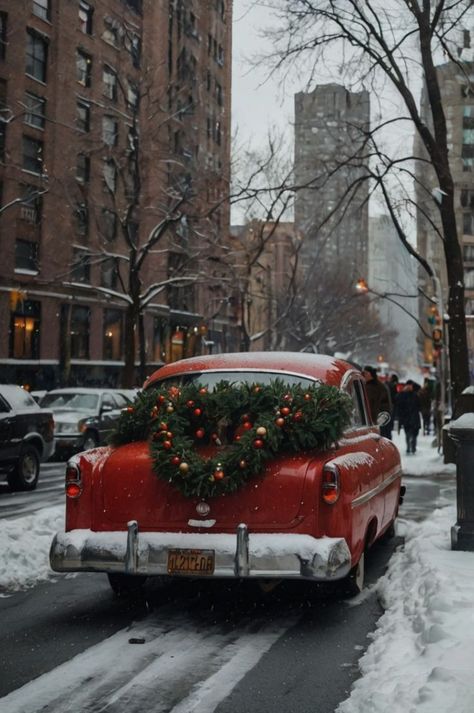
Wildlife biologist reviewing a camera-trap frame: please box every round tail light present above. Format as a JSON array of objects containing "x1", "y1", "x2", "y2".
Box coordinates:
[{"x1": 322, "y1": 463, "x2": 341, "y2": 504}]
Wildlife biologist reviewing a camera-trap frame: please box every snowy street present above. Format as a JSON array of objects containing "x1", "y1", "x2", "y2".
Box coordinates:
[{"x1": 1, "y1": 433, "x2": 473, "y2": 713}]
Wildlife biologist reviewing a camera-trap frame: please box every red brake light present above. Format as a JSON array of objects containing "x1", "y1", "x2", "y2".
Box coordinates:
[
  {"x1": 322, "y1": 463, "x2": 340, "y2": 504},
  {"x1": 65, "y1": 462, "x2": 82, "y2": 498}
]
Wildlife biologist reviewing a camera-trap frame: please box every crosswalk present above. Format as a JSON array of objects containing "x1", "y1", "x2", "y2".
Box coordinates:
[{"x1": 0, "y1": 463, "x2": 66, "y2": 520}]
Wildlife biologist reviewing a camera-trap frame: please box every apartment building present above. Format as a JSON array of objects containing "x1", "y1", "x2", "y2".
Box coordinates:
[
  {"x1": 415, "y1": 59, "x2": 474, "y2": 372},
  {"x1": 0, "y1": 0, "x2": 233, "y2": 389},
  {"x1": 294, "y1": 83, "x2": 370, "y2": 279}
]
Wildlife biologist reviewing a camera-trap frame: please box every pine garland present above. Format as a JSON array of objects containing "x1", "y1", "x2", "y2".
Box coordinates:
[{"x1": 111, "y1": 380, "x2": 352, "y2": 498}]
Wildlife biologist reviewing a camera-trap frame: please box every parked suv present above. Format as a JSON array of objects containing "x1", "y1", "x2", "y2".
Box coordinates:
[
  {"x1": 39, "y1": 388, "x2": 132, "y2": 458},
  {"x1": 0, "y1": 385, "x2": 55, "y2": 491}
]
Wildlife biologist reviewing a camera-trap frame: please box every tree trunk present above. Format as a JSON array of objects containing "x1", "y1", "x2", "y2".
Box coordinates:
[
  {"x1": 138, "y1": 311, "x2": 147, "y2": 386},
  {"x1": 121, "y1": 304, "x2": 137, "y2": 388}
]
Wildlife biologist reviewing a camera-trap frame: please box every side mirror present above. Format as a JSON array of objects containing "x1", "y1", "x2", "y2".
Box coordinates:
[{"x1": 377, "y1": 411, "x2": 391, "y2": 427}]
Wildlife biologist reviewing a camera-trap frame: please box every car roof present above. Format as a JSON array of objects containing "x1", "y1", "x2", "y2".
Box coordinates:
[
  {"x1": 0, "y1": 384, "x2": 36, "y2": 399},
  {"x1": 145, "y1": 352, "x2": 358, "y2": 389},
  {"x1": 45, "y1": 388, "x2": 126, "y2": 394}
]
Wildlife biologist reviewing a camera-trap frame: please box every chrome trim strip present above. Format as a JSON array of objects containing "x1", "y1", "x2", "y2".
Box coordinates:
[
  {"x1": 351, "y1": 468, "x2": 402, "y2": 509},
  {"x1": 235, "y1": 523, "x2": 250, "y2": 576},
  {"x1": 125, "y1": 520, "x2": 138, "y2": 573}
]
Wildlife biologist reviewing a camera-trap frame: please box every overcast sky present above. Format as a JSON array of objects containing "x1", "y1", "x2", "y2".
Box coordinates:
[{"x1": 232, "y1": 1, "x2": 294, "y2": 151}]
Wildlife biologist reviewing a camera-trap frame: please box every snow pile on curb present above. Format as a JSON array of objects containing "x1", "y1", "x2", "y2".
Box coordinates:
[
  {"x1": 0, "y1": 506, "x2": 64, "y2": 593},
  {"x1": 338, "y1": 506, "x2": 474, "y2": 713}
]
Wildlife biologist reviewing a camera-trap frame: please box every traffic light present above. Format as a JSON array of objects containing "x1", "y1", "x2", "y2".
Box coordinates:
[{"x1": 432, "y1": 327, "x2": 443, "y2": 348}]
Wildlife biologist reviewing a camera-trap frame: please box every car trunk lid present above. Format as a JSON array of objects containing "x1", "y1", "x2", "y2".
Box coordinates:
[{"x1": 96, "y1": 441, "x2": 314, "y2": 532}]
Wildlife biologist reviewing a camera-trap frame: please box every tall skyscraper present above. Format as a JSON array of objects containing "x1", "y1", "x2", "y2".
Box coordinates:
[{"x1": 294, "y1": 83, "x2": 370, "y2": 277}]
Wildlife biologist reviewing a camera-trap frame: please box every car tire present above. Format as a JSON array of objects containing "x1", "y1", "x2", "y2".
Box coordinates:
[
  {"x1": 107, "y1": 573, "x2": 148, "y2": 598},
  {"x1": 342, "y1": 550, "x2": 365, "y2": 598},
  {"x1": 82, "y1": 431, "x2": 99, "y2": 451},
  {"x1": 8, "y1": 445, "x2": 40, "y2": 491}
]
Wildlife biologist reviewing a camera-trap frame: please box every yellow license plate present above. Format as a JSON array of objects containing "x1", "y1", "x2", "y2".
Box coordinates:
[{"x1": 167, "y1": 549, "x2": 215, "y2": 575}]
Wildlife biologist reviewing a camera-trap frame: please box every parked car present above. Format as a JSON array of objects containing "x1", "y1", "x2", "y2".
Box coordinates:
[
  {"x1": 0, "y1": 385, "x2": 55, "y2": 490},
  {"x1": 39, "y1": 388, "x2": 132, "y2": 458},
  {"x1": 50, "y1": 353, "x2": 403, "y2": 597},
  {"x1": 31, "y1": 390, "x2": 47, "y2": 404}
]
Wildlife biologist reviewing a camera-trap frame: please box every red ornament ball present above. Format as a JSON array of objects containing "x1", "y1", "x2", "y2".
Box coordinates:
[
  {"x1": 193, "y1": 408, "x2": 202, "y2": 417},
  {"x1": 293, "y1": 411, "x2": 303, "y2": 422},
  {"x1": 213, "y1": 469, "x2": 225, "y2": 481},
  {"x1": 186, "y1": 400, "x2": 195, "y2": 408},
  {"x1": 162, "y1": 440, "x2": 172, "y2": 450},
  {"x1": 171, "y1": 456, "x2": 181, "y2": 465},
  {"x1": 254, "y1": 438, "x2": 264, "y2": 449},
  {"x1": 126, "y1": 406, "x2": 134, "y2": 413},
  {"x1": 281, "y1": 407, "x2": 291, "y2": 416},
  {"x1": 199, "y1": 387, "x2": 208, "y2": 395},
  {"x1": 195, "y1": 428, "x2": 205, "y2": 439},
  {"x1": 275, "y1": 417, "x2": 285, "y2": 427},
  {"x1": 304, "y1": 393, "x2": 312, "y2": 401},
  {"x1": 242, "y1": 421, "x2": 253, "y2": 431},
  {"x1": 158, "y1": 422, "x2": 168, "y2": 431}
]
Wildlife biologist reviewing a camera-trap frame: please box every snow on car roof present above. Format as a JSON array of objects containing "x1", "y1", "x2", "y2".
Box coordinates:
[{"x1": 145, "y1": 351, "x2": 357, "y2": 389}]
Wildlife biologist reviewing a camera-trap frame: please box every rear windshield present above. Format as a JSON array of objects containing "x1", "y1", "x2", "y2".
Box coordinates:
[
  {"x1": 147, "y1": 371, "x2": 317, "y2": 391},
  {"x1": 40, "y1": 393, "x2": 99, "y2": 411}
]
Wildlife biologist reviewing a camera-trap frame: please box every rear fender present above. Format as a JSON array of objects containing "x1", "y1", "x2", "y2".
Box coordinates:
[{"x1": 65, "y1": 447, "x2": 110, "y2": 531}]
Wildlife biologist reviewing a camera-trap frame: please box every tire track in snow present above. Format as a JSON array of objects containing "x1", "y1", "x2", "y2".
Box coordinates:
[{"x1": 0, "y1": 610, "x2": 296, "y2": 713}]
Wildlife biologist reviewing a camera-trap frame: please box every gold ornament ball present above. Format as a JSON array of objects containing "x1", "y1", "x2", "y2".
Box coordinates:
[
  {"x1": 179, "y1": 462, "x2": 189, "y2": 474},
  {"x1": 166, "y1": 405, "x2": 174, "y2": 413},
  {"x1": 239, "y1": 459, "x2": 247, "y2": 469},
  {"x1": 256, "y1": 426, "x2": 267, "y2": 437}
]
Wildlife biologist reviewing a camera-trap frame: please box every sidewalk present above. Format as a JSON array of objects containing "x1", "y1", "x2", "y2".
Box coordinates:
[{"x1": 338, "y1": 430, "x2": 474, "y2": 713}]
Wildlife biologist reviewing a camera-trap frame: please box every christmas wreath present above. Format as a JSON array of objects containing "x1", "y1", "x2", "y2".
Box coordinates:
[{"x1": 111, "y1": 379, "x2": 352, "y2": 499}]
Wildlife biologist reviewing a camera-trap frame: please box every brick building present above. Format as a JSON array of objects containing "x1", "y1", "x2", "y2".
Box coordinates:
[
  {"x1": 0, "y1": 0, "x2": 234, "y2": 389},
  {"x1": 414, "y1": 58, "x2": 474, "y2": 375}
]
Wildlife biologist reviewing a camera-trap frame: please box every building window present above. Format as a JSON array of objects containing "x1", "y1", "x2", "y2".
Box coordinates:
[
  {"x1": 0, "y1": 121, "x2": 5, "y2": 162},
  {"x1": 71, "y1": 248, "x2": 91, "y2": 283},
  {"x1": 0, "y1": 12, "x2": 7, "y2": 60},
  {"x1": 32, "y1": 0, "x2": 50, "y2": 21},
  {"x1": 22, "y1": 135, "x2": 44, "y2": 174},
  {"x1": 26, "y1": 30, "x2": 48, "y2": 82},
  {"x1": 69, "y1": 305, "x2": 90, "y2": 359},
  {"x1": 464, "y1": 244, "x2": 474, "y2": 262},
  {"x1": 101, "y1": 256, "x2": 118, "y2": 289},
  {"x1": 79, "y1": 1, "x2": 93, "y2": 34},
  {"x1": 153, "y1": 317, "x2": 170, "y2": 363},
  {"x1": 74, "y1": 201, "x2": 88, "y2": 235},
  {"x1": 103, "y1": 309, "x2": 123, "y2": 360},
  {"x1": 76, "y1": 49, "x2": 92, "y2": 87},
  {"x1": 76, "y1": 153, "x2": 90, "y2": 183},
  {"x1": 463, "y1": 211, "x2": 474, "y2": 236},
  {"x1": 103, "y1": 159, "x2": 117, "y2": 193},
  {"x1": 20, "y1": 184, "x2": 42, "y2": 224},
  {"x1": 127, "y1": 80, "x2": 139, "y2": 110},
  {"x1": 124, "y1": 0, "x2": 143, "y2": 14},
  {"x1": 100, "y1": 208, "x2": 117, "y2": 240},
  {"x1": 10, "y1": 299, "x2": 41, "y2": 359},
  {"x1": 465, "y1": 269, "x2": 474, "y2": 289},
  {"x1": 24, "y1": 92, "x2": 46, "y2": 129},
  {"x1": 102, "y1": 18, "x2": 120, "y2": 47},
  {"x1": 103, "y1": 65, "x2": 117, "y2": 100},
  {"x1": 15, "y1": 239, "x2": 39, "y2": 272},
  {"x1": 126, "y1": 33, "x2": 141, "y2": 68},
  {"x1": 102, "y1": 115, "x2": 118, "y2": 146},
  {"x1": 462, "y1": 106, "x2": 474, "y2": 171},
  {"x1": 76, "y1": 100, "x2": 90, "y2": 131},
  {"x1": 216, "y1": 82, "x2": 223, "y2": 106}
]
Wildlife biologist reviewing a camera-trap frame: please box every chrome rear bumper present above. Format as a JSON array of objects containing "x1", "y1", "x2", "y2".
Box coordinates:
[{"x1": 50, "y1": 521, "x2": 352, "y2": 581}]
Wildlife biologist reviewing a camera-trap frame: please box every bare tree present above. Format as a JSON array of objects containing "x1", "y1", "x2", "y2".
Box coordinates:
[{"x1": 263, "y1": 0, "x2": 472, "y2": 401}]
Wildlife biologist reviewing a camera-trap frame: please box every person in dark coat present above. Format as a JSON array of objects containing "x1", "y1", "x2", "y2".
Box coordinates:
[
  {"x1": 396, "y1": 380, "x2": 422, "y2": 454},
  {"x1": 362, "y1": 365, "x2": 392, "y2": 438},
  {"x1": 418, "y1": 378, "x2": 433, "y2": 435}
]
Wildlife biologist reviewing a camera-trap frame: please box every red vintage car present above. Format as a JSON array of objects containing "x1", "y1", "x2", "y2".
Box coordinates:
[{"x1": 50, "y1": 352, "x2": 402, "y2": 597}]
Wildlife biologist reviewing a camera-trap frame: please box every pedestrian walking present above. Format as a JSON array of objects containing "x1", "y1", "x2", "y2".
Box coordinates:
[
  {"x1": 418, "y1": 378, "x2": 433, "y2": 435},
  {"x1": 362, "y1": 365, "x2": 393, "y2": 438},
  {"x1": 396, "y1": 380, "x2": 422, "y2": 454}
]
